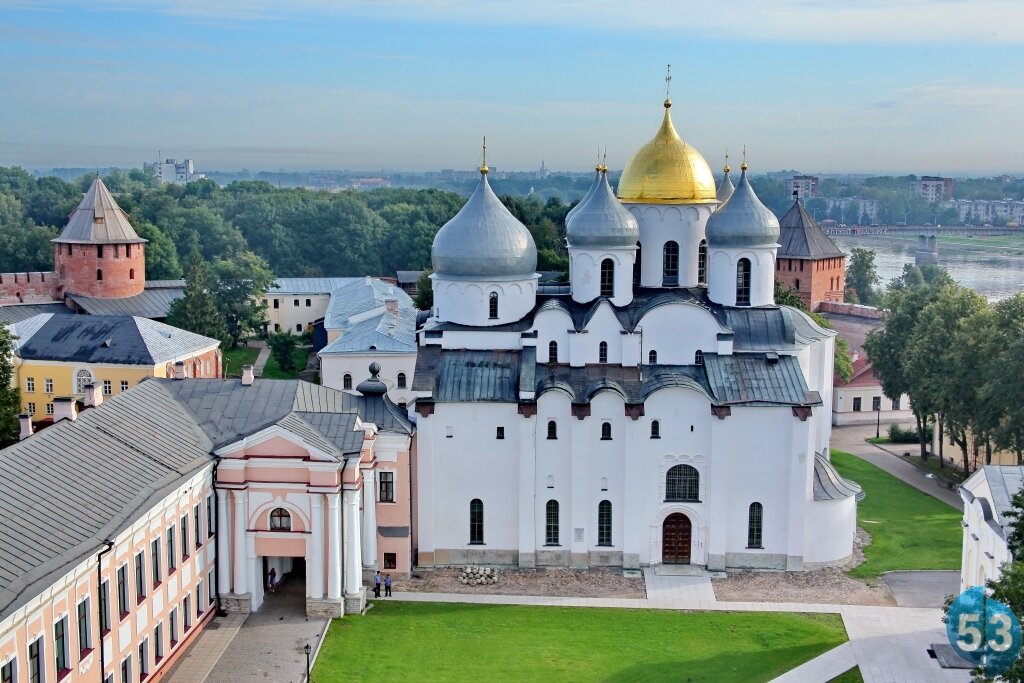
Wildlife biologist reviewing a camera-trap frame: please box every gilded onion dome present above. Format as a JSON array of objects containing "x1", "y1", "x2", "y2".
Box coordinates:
[
  {"x1": 617, "y1": 100, "x2": 717, "y2": 204},
  {"x1": 705, "y1": 165, "x2": 780, "y2": 247},
  {"x1": 431, "y1": 167, "x2": 537, "y2": 278},
  {"x1": 566, "y1": 169, "x2": 640, "y2": 248},
  {"x1": 565, "y1": 166, "x2": 601, "y2": 225}
]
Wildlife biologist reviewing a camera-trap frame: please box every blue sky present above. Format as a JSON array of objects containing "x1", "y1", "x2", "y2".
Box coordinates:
[{"x1": 1, "y1": 1, "x2": 1022, "y2": 174}]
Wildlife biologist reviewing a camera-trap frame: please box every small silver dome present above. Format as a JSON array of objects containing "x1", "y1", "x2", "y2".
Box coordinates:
[
  {"x1": 565, "y1": 169, "x2": 601, "y2": 225},
  {"x1": 566, "y1": 171, "x2": 639, "y2": 248},
  {"x1": 706, "y1": 167, "x2": 779, "y2": 247},
  {"x1": 716, "y1": 168, "x2": 735, "y2": 204},
  {"x1": 431, "y1": 172, "x2": 538, "y2": 278}
]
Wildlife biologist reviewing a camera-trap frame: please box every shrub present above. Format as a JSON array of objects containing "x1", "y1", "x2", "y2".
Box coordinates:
[{"x1": 888, "y1": 423, "x2": 933, "y2": 443}]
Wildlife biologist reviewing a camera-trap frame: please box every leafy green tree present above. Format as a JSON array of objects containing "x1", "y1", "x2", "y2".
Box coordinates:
[
  {"x1": 415, "y1": 270, "x2": 433, "y2": 310},
  {"x1": 165, "y1": 254, "x2": 228, "y2": 347},
  {"x1": 267, "y1": 332, "x2": 298, "y2": 372},
  {"x1": 211, "y1": 251, "x2": 275, "y2": 346},
  {"x1": 133, "y1": 220, "x2": 182, "y2": 280},
  {"x1": 773, "y1": 280, "x2": 853, "y2": 382},
  {"x1": 845, "y1": 247, "x2": 880, "y2": 305},
  {"x1": 980, "y1": 295, "x2": 1024, "y2": 464},
  {"x1": 0, "y1": 326, "x2": 21, "y2": 446},
  {"x1": 774, "y1": 279, "x2": 805, "y2": 309}
]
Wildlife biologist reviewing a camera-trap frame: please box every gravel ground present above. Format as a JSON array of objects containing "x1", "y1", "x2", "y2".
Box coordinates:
[
  {"x1": 395, "y1": 567, "x2": 646, "y2": 599},
  {"x1": 712, "y1": 527, "x2": 896, "y2": 606}
]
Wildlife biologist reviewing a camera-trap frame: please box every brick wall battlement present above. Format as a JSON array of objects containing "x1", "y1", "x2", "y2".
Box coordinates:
[{"x1": 0, "y1": 271, "x2": 60, "y2": 304}]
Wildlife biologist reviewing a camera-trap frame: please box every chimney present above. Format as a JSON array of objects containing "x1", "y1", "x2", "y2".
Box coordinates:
[
  {"x1": 241, "y1": 364, "x2": 255, "y2": 386},
  {"x1": 385, "y1": 298, "x2": 399, "y2": 315},
  {"x1": 18, "y1": 414, "x2": 33, "y2": 440},
  {"x1": 83, "y1": 383, "x2": 103, "y2": 408},
  {"x1": 174, "y1": 360, "x2": 186, "y2": 380},
  {"x1": 53, "y1": 397, "x2": 77, "y2": 422}
]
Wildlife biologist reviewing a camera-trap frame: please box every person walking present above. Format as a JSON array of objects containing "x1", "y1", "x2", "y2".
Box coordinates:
[
  {"x1": 268, "y1": 567, "x2": 277, "y2": 593},
  {"x1": 384, "y1": 574, "x2": 392, "y2": 597},
  {"x1": 373, "y1": 570, "x2": 382, "y2": 598}
]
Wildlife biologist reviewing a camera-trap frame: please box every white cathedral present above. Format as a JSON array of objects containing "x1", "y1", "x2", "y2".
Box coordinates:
[{"x1": 411, "y1": 96, "x2": 862, "y2": 572}]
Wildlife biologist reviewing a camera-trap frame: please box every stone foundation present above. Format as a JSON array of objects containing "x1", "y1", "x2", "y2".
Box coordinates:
[
  {"x1": 344, "y1": 588, "x2": 366, "y2": 615},
  {"x1": 535, "y1": 549, "x2": 569, "y2": 566},
  {"x1": 220, "y1": 593, "x2": 252, "y2": 615},
  {"x1": 588, "y1": 550, "x2": 623, "y2": 567},
  {"x1": 623, "y1": 553, "x2": 640, "y2": 570},
  {"x1": 432, "y1": 548, "x2": 518, "y2": 565},
  {"x1": 517, "y1": 552, "x2": 536, "y2": 568},
  {"x1": 306, "y1": 598, "x2": 344, "y2": 619},
  {"x1": 723, "y1": 552, "x2": 792, "y2": 570}
]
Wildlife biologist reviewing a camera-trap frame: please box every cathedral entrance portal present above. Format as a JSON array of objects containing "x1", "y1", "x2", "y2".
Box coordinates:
[{"x1": 662, "y1": 513, "x2": 692, "y2": 564}]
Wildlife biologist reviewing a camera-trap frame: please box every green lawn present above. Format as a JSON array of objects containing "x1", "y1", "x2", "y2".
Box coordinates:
[
  {"x1": 830, "y1": 450, "x2": 962, "y2": 578},
  {"x1": 261, "y1": 346, "x2": 309, "y2": 379},
  {"x1": 828, "y1": 666, "x2": 864, "y2": 682},
  {"x1": 906, "y1": 454, "x2": 964, "y2": 483},
  {"x1": 314, "y1": 602, "x2": 848, "y2": 682},
  {"x1": 222, "y1": 346, "x2": 259, "y2": 377}
]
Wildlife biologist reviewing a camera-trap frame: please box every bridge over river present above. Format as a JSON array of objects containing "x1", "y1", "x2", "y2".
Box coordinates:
[{"x1": 824, "y1": 225, "x2": 1020, "y2": 237}]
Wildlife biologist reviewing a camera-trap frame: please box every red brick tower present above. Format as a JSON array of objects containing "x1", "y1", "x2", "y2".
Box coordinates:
[
  {"x1": 53, "y1": 177, "x2": 147, "y2": 299},
  {"x1": 775, "y1": 194, "x2": 846, "y2": 311}
]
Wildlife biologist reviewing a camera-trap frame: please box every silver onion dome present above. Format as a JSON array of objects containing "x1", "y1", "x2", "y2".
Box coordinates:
[
  {"x1": 706, "y1": 166, "x2": 779, "y2": 247},
  {"x1": 716, "y1": 167, "x2": 735, "y2": 204},
  {"x1": 565, "y1": 168, "x2": 601, "y2": 225},
  {"x1": 431, "y1": 171, "x2": 538, "y2": 278},
  {"x1": 566, "y1": 170, "x2": 639, "y2": 248}
]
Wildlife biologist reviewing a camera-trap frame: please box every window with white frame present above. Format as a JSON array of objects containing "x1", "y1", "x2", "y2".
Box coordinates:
[
  {"x1": 75, "y1": 368, "x2": 94, "y2": 394},
  {"x1": 154, "y1": 623, "x2": 164, "y2": 662},
  {"x1": 379, "y1": 472, "x2": 395, "y2": 503},
  {"x1": 27, "y1": 402, "x2": 35, "y2": 415},
  {"x1": 77, "y1": 597, "x2": 91, "y2": 656},
  {"x1": 28, "y1": 638, "x2": 42, "y2": 683},
  {"x1": 135, "y1": 551, "x2": 146, "y2": 602},
  {"x1": 26, "y1": 377, "x2": 34, "y2": 392},
  {"x1": 1, "y1": 658, "x2": 14, "y2": 683},
  {"x1": 103, "y1": 380, "x2": 112, "y2": 395},
  {"x1": 54, "y1": 615, "x2": 69, "y2": 674},
  {"x1": 270, "y1": 508, "x2": 292, "y2": 530},
  {"x1": 45, "y1": 378, "x2": 53, "y2": 393},
  {"x1": 45, "y1": 403, "x2": 54, "y2": 416},
  {"x1": 120, "y1": 380, "x2": 128, "y2": 393},
  {"x1": 167, "y1": 527, "x2": 176, "y2": 572}
]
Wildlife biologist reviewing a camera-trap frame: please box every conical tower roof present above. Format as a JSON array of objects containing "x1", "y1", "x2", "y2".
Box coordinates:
[
  {"x1": 777, "y1": 196, "x2": 845, "y2": 258},
  {"x1": 706, "y1": 166, "x2": 779, "y2": 248},
  {"x1": 53, "y1": 177, "x2": 146, "y2": 245},
  {"x1": 566, "y1": 170, "x2": 639, "y2": 248}
]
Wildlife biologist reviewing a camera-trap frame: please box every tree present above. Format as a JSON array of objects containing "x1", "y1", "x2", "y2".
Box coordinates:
[
  {"x1": 773, "y1": 280, "x2": 853, "y2": 382},
  {"x1": 267, "y1": 332, "x2": 298, "y2": 373},
  {"x1": 845, "y1": 247, "x2": 880, "y2": 305},
  {"x1": 165, "y1": 254, "x2": 229, "y2": 347},
  {"x1": 415, "y1": 270, "x2": 433, "y2": 310},
  {"x1": 980, "y1": 295, "x2": 1024, "y2": 464},
  {"x1": 210, "y1": 251, "x2": 276, "y2": 346},
  {"x1": 774, "y1": 278, "x2": 805, "y2": 309},
  {"x1": 0, "y1": 326, "x2": 21, "y2": 446}
]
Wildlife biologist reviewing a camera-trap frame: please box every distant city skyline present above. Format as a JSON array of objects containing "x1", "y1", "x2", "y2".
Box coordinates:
[{"x1": 1, "y1": 1, "x2": 1023, "y2": 174}]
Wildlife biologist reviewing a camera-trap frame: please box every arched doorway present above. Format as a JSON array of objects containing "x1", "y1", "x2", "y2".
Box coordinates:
[{"x1": 662, "y1": 513, "x2": 692, "y2": 564}]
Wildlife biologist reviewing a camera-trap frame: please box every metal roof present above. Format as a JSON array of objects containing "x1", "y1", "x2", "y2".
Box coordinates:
[
  {"x1": 534, "y1": 363, "x2": 713, "y2": 404},
  {"x1": 566, "y1": 171, "x2": 639, "y2": 248},
  {"x1": 705, "y1": 168, "x2": 780, "y2": 248},
  {"x1": 413, "y1": 349, "x2": 521, "y2": 402},
  {"x1": 320, "y1": 312, "x2": 416, "y2": 354},
  {"x1": 14, "y1": 314, "x2": 220, "y2": 365},
  {"x1": 323, "y1": 278, "x2": 415, "y2": 330},
  {"x1": 0, "y1": 381, "x2": 213, "y2": 621},
  {"x1": 813, "y1": 453, "x2": 864, "y2": 501},
  {"x1": 702, "y1": 353, "x2": 820, "y2": 406},
  {"x1": 976, "y1": 466, "x2": 1024, "y2": 525},
  {"x1": 565, "y1": 169, "x2": 600, "y2": 225},
  {"x1": 777, "y1": 199, "x2": 845, "y2": 259},
  {"x1": 53, "y1": 178, "x2": 146, "y2": 245},
  {"x1": 717, "y1": 307, "x2": 797, "y2": 352},
  {"x1": 716, "y1": 169, "x2": 735, "y2": 203},
  {"x1": 0, "y1": 304, "x2": 72, "y2": 325},
  {"x1": 395, "y1": 271, "x2": 424, "y2": 285},
  {"x1": 68, "y1": 286, "x2": 184, "y2": 318},
  {"x1": 271, "y1": 278, "x2": 360, "y2": 295}
]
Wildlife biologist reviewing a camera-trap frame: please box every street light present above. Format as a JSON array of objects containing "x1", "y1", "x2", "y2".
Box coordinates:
[
  {"x1": 876, "y1": 402, "x2": 881, "y2": 439},
  {"x1": 304, "y1": 642, "x2": 312, "y2": 682}
]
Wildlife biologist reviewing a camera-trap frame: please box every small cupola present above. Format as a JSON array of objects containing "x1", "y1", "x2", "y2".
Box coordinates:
[
  {"x1": 716, "y1": 155, "x2": 735, "y2": 204},
  {"x1": 356, "y1": 362, "x2": 388, "y2": 397}
]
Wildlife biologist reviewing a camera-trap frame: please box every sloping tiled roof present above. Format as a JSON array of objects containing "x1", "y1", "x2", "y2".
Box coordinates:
[
  {"x1": 320, "y1": 311, "x2": 416, "y2": 354},
  {"x1": 0, "y1": 304, "x2": 71, "y2": 325},
  {"x1": 67, "y1": 286, "x2": 185, "y2": 318},
  {"x1": 976, "y1": 466, "x2": 1024, "y2": 525},
  {"x1": 700, "y1": 353, "x2": 821, "y2": 407},
  {"x1": 272, "y1": 278, "x2": 360, "y2": 295},
  {"x1": 0, "y1": 381, "x2": 213, "y2": 621},
  {"x1": 324, "y1": 278, "x2": 415, "y2": 329},
  {"x1": 14, "y1": 314, "x2": 219, "y2": 365},
  {"x1": 777, "y1": 199, "x2": 845, "y2": 259},
  {"x1": 813, "y1": 453, "x2": 865, "y2": 501},
  {"x1": 53, "y1": 177, "x2": 146, "y2": 244}
]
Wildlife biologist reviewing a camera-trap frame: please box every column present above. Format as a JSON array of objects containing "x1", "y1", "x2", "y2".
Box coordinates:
[
  {"x1": 247, "y1": 532, "x2": 261, "y2": 609},
  {"x1": 216, "y1": 489, "x2": 230, "y2": 594},
  {"x1": 327, "y1": 493, "x2": 342, "y2": 600},
  {"x1": 232, "y1": 490, "x2": 248, "y2": 594},
  {"x1": 361, "y1": 470, "x2": 378, "y2": 568},
  {"x1": 308, "y1": 495, "x2": 325, "y2": 599},
  {"x1": 344, "y1": 490, "x2": 363, "y2": 595}
]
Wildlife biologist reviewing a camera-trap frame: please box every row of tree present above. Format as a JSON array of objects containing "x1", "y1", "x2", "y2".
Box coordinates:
[{"x1": 865, "y1": 264, "x2": 1024, "y2": 474}]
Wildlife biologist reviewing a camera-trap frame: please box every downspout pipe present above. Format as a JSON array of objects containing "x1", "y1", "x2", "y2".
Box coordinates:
[
  {"x1": 211, "y1": 460, "x2": 224, "y2": 616},
  {"x1": 339, "y1": 458, "x2": 350, "y2": 603},
  {"x1": 96, "y1": 539, "x2": 114, "y2": 683}
]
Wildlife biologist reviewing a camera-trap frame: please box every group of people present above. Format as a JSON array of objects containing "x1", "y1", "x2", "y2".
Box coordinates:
[{"x1": 373, "y1": 571, "x2": 393, "y2": 598}]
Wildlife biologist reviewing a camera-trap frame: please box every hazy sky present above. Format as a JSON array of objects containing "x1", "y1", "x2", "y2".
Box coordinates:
[{"x1": 1, "y1": 0, "x2": 1022, "y2": 174}]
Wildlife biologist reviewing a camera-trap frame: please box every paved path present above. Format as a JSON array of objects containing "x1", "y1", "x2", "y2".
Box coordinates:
[
  {"x1": 831, "y1": 424, "x2": 961, "y2": 508},
  {"x1": 251, "y1": 341, "x2": 272, "y2": 378},
  {"x1": 768, "y1": 643, "x2": 857, "y2": 683},
  {"x1": 882, "y1": 571, "x2": 960, "y2": 608},
  {"x1": 163, "y1": 614, "x2": 246, "y2": 683}
]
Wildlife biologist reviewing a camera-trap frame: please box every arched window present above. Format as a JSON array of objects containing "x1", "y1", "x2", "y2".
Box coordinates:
[
  {"x1": 545, "y1": 500, "x2": 559, "y2": 545},
  {"x1": 648, "y1": 350, "x2": 657, "y2": 365},
  {"x1": 597, "y1": 500, "x2": 612, "y2": 546},
  {"x1": 694, "y1": 350, "x2": 704, "y2": 366},
  {"x1": 736, "y1": 258, "x2": 752, "y2": 306},
  {"x1": 548, "y1": 341, "x2": 558, "y2": 364},
  {"x1": 397, "y1": 372, "x2": 407, "y2": 389},
  {"x1": 129, "y1": 268, "x2": 135, "y2": 280},
  {"x1": 598, "y1": 341, "x2": 608, "y2": 364},
  {"x1": 747, "y1": 502, "x2": 763, "y2": 548},
  {"x1": 650, "y1": 420, "x2": 661, "y2": 438},
  {"x1": 270, "y1": 508, "x2": 292, "y2": 531},
  {"x1": 469, "y1": 499, "x2": 484, "y2": 544},
  {"x1": 600, "y1": 259, "x2": 615, "y2": 297},
  {"x1": 75, "y1": 369, "x2": 93, "y2": 394},
  {"x1": 343, "y1": 374, "x2": 352, "y2": 390},
  {"x1": 547, "y1": 420, "x2": 557, "y2": 440},
  {"x1": 633, "y1": 242, "x2": 642, "y2": 286},
  {"x1": 698, "y1": 239, "x2": 708, "y2": 285},
  {"x1": 489, "y1": 292, "x2": 499, "y2": 319},
  {"x1": 601, "y1": 422, "x2": 612, "y2": 440},
  {"x1": 666, "y1": 465, "x2": 699, "y2": 502},
  {"x1": 96, "y1": 269, "x2": 103, "y2": 281},
  {"x1": 663, "y1": 241, "x2": 679, "y2": 285}
]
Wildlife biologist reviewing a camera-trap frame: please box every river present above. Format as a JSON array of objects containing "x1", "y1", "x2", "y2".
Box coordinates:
[{"x1": 832, "y1": 234, "x2": 1024, "y2": 302}]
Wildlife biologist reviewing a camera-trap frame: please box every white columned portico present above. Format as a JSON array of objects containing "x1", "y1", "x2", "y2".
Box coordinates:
[
  {"x1": 216, "y1": 489, "x2": 230, "y2": 594},
  {"x1": 344, "y1": 489, "x2": 363, "y2": 595},
  {"x1": 361, "y1": 470, "x2": 378, "y2": 569},
  {"x1": 327, "y1": 493, "x2": 342, "y2": 599},
  {"x1": 231, "y1": 490, "x2": 248, "y2": 595},
  {"x1": 308, "y1": 495, "x2": 325, "y2": 598}
]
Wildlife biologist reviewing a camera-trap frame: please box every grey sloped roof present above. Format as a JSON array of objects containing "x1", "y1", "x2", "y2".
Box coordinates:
[
  {"x1": 320, "y1": 312, "x2": 416, "y2": 354},
  {"x1": 777, "y1": 199, "x2": 845, "y2": 259},
  {"x1": 534, "y1": 363, "x2": 712, "y2": 404},
  {"x1": 813, "y1": 453, "x2": 865, "y2": 501},
  {"x1": 14, "y1": 314, "x2": 219, "y2": 365},
  {"x1": 414, "y1": 349, "x2": 521, "y2": 402},
  {"x1": 396, "y1": 271, "x2": 423, "y2": 285},
  {"x1": 702, "y1": 353, "x2": 821, "y2": 406},
  {"x1": 324, "y1": 278, "x2": 414, "y2": 328},
  {"x1": 8, "y1": 313, "x2": 55, "y2": 351},
  {"x1": 716, "y1": 307, "x2": 797, "y2": 352},
  {"x1": 272, "y1": 277, "x2": 359, "y2": 295},
  {"x1": 68, "y1": 286, "x2": 185, "y2": 318},
  {"x1": 145, "y1": 279, "x2": 186, "y2": 289},
  {"x1": 978, "y1": 466, "x2": 1024, "y2": 524},
  {"x1": 787, "y1": 306, "x2": 833, "y2": 341},
  {"x1": 53, "y1": 177, "x2": 146, "y2": 245},
  {"x1": 0, "y1": 304, "x2": 71, "y2": 325},
  {"x1": 0, "y1": 381, "x2": 213, "y2": 621}
]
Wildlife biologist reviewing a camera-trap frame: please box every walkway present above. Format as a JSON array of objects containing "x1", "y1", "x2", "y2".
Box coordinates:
[{"x1": 251, "y1": 340, "x2": 272, "y2": 378}]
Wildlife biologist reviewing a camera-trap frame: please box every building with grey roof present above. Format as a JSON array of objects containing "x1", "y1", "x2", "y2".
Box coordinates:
[
  {"x1": 775, "y1": 196, "x2": 847, "y2": 311},
  {"x1": 960, "y1": 466, "x2": 1024, "y2": 595}
]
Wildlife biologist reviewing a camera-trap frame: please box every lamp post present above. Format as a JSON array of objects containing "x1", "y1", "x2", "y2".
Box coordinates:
[
  {"x1": 304, "y1": 643, "x2": 312, "y2": 682},
  {"x1": 876, "y1": 402, "x2": 881, "y2": 439}
]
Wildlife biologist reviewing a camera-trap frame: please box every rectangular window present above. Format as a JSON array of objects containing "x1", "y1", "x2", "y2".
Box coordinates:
[
  {"x1": 46, "y1": 403, "x2": 54, "y2": 416},
  {"x1": 872, "y1": 396, "x2": 882, "y2": 411},
  {"x1": 1, "y1": 659, "x2": 14, "y2": 683},
  {"x1": 181, "y1": 514, "x2": 189, "y2": 559},
  {"x1": 598, "y1": 501, "x2": 613, "y2": 546},
  {"x1": 45, "y1": 378, "x2": 53, "y2": 393},
  {"x1": 206, "y1": 496, "x2": 214, "y2": 538},
  {"x1": 151, "y1": 539, "x2": 161, "y2": 587},
  {"x1": 183, "y1": 596, "x2": 192, "y2": 631},
  {"x1": 209, "y1": 570, "x2": 216, "y2": 605},
  {"x1": 138, "y1": 639, "x2": 148, "y2": 679},
  {"x1": 852, "y1": 397, "x2": 862, "y2": 412},
  {"x1": 97, "y1": 245, "x2": 104, "y2": 258},
  {"x1": 29, "y1": 638, "x2": 42, "y2": 683},
  {"x1": 54, "y1": 616, "x2": 69, "y2": 675},
  {"x1": 891, "y1": 397, "x2": 901, "y2": 411},
  {"x1": 469, "y1": 499, "x2": 484, "y2": 545},
  {"x1": 545, "y1": 501, "x2": 559, "y2": 546},
  {"x1": 77, "y1": 597, "x2": 91, "y2": 656},
  {"x1": 197, "y1": 581, "x2": 204, "y2": 616},
  {"x1": 26, "y1": 377, "x2": 35, "y2": 392},
  {"x1": 194, "y1": 504, "x2": 202, "y2": 548},
  {"x1": 293, "y1": 299, "x2": 299, "y2": 307},
  {"x1": 167, "y1": 527, "x2": 176, "y2": 572},
  {"x1": 99, "y1": 580, "x2": 111, "y2": 633},
  {"x1": 273, "y1": 299, "x2": 279, "y2": 309},
  {"x1": 120, "y1": 380, "x2": 128, "y2": 393},
  {"x1": 495, "y1": 426, "x2": 504, "y2": 440},
  {"x1": 378, "y1": 472, "x2": 395, "y2": 503},
  {"x1": 120, "y1": 655, "x2": 130, "y2": 683},
  {"x1": 384, "y1": 553, "x2": 397, "y2": 569},
  {"x1": 102, "y1": 380, "x2": 112, "y2": 396},
  {"x1": 117, "y1": 564, "x2": 129, "y2": 618},
  {"x1": 305, "y1": 299, "x2": 312, "y2": 307},
  {"x1": 135, "y1": 552, "x2": 146, "y2": 603},
  {"x1": 154, "y1": 623, "x2": 164, "y2": 662},
  {"x1": 169, "y1": 609, "x2": 179, "y2": 646},
  {"x1": 27, "y1": 402, "x2": 35, "y2": 415}
]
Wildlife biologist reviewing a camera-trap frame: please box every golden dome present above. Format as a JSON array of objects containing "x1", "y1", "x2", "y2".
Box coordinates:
[{"x1": 617, "y1": 100, "x2": 717, "y2": 204}]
